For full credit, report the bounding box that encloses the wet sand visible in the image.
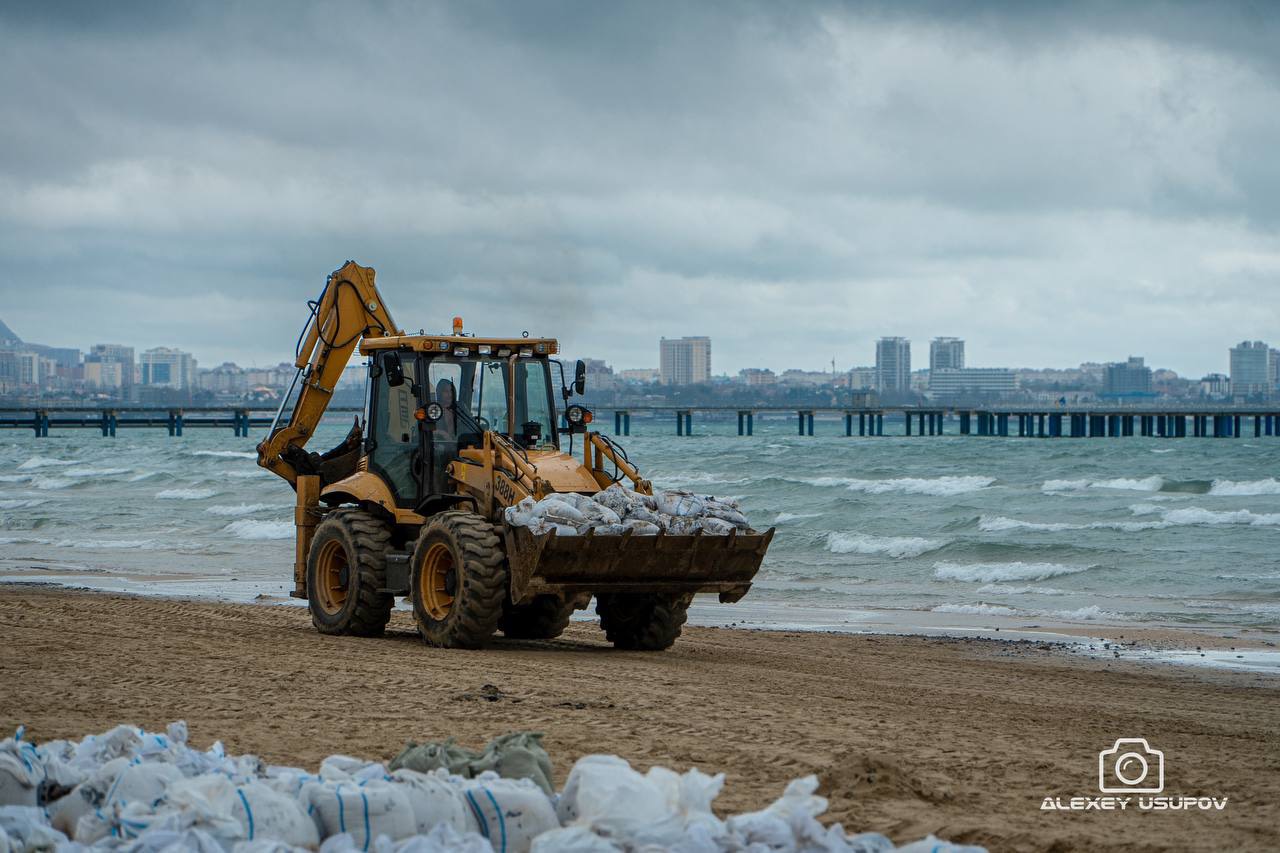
[3,588,1277,852]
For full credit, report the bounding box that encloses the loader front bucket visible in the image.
[504,525,775,604]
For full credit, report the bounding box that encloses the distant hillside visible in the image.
[0,318,21,346]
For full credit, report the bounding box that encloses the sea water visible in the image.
[1,415,1278,633]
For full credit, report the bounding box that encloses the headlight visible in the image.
[519,348,533,358]
[425,402,444,421]
[566,405,584,424]
[452,347,470,357]
[477,345,492,355]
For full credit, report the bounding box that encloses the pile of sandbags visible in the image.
[504,484,752,537]
[0,723,986,853]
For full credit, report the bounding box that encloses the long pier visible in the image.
[596,406,1280,439]
[1,406,363,437]
[2,404,1279,440]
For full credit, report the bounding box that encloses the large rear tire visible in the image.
[306,508,393,636]
[410,511,507,648]
[596,593,691,651]
[499,595,575,640]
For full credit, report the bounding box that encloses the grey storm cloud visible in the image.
[0,0,1278,375]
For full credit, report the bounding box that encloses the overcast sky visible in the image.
[1,1,1278,377]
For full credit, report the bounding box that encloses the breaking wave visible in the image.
[826,532,947,559]
[774,512,822,524]
[17,456,76,471]
[0,499,49,510]
[156,488,218,500]
[800,475,995,496]
[191,450,258,459]
[932,603,1018,616]
[933,561,1097,583]
[1209,478,1280,496]
[205,503,282,517]
[223,519,293,540]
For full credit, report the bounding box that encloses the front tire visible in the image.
[306,508,393,636]
[410,512,507,648]
[499,595,575,640]
[596,593,691,651]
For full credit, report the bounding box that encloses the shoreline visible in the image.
[5,572,1279,675]
[2,587,1277,852]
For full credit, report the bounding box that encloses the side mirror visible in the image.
[385,352,405,387]
[574,359,587,395]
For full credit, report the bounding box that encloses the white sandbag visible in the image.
[622,519,660,535]
[0,731,43,807]
[556,755,668,828]
[654,491,706,518]
[388,769,472,835]
[644,765,726,838]
[118,826,228,852]
[392,822,496,853]
[233,780,321,848]
[321,755,389,783]
[697,517,738,535]
[70,758,186,843]
[529,826,622,852]
[305,779,416,849]
[461,775,557,853]
[0,805,69,851]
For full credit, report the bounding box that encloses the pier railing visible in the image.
[1,406,363,437]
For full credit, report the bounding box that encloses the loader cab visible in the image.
[366,347,560,508]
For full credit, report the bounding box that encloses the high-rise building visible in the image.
[929,337,965,372]
[139,347,198,390]
[875,337,911,392]
[1229,341,1273,399]
[847,366,876,390]
[86,344,135,395]
[659,337,711,385]
[928,368,1018,397]
[1102,357,1153,397]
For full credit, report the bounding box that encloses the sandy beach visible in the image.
[3,587,1277,852]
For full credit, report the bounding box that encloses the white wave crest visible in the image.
[1042,476,1162,493]
[803,475,994,496]
[17,456,76,471]
[1049,605,1118,621]
[1209,478,1280,496]
[934,561,1096,583]
[156,488,218,500]
[827,532,946,559]
[191,450,258,459]
[774,512,821,524]
[30,476,75,491]
[206,503,281,517]
[65,467,132,478]
[223,519,293,540]
[975,583,1068,596]
[931,603,1018,616]
[1160,507,1280,527]
[0,498,49,510]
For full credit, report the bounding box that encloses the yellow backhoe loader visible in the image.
[257,261,773,650]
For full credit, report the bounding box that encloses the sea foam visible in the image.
[931,603,1018,616]
[802,475,994,496]
[17,456,76,471]
[205,503,281,517]
[191,450,258,460]
[1209,478,1280,496]
[156,488,218,500]
[826,532,946,559]
[223,519,293,540]
[933,561,1096,583]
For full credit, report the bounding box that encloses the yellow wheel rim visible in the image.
[419,541,455,621]
[315,538,349,615]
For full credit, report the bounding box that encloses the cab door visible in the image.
[367,351,421,507]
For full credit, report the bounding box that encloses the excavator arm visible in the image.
[256,261,402,485]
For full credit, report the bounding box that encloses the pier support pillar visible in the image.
[1254,416,1261,438]
[859,412,867,436]
[844,412,853,437]
[905,413,912,436]
[876,413,884,436]
[960,412,971,435]
[168,410,177,437]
